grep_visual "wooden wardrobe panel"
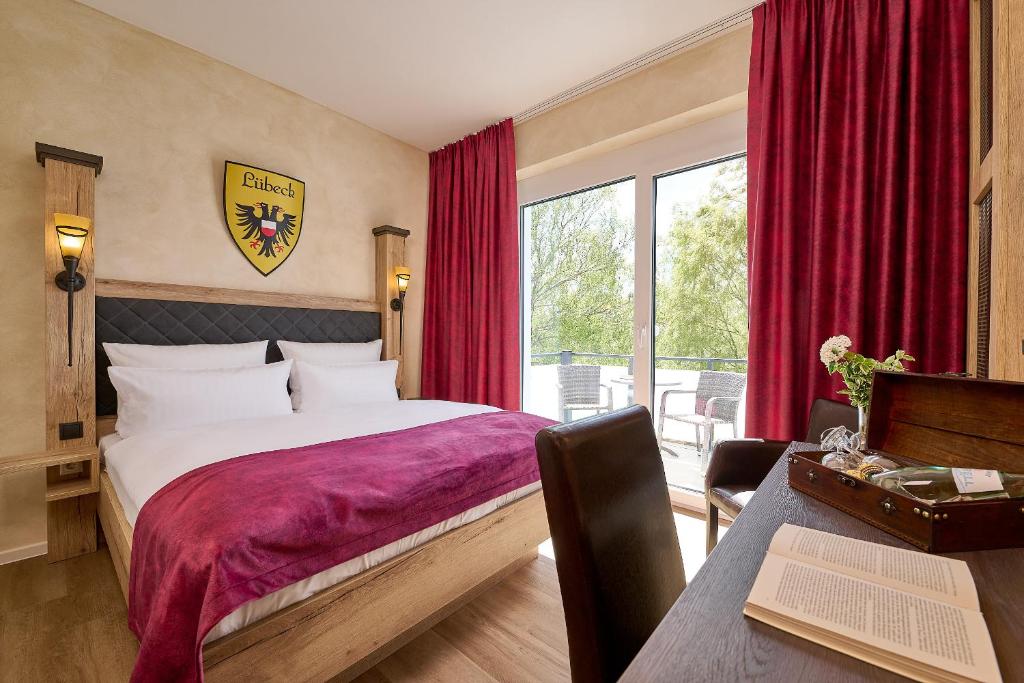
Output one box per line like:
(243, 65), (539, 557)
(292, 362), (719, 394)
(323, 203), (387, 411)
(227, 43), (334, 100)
(990, 0), (1024, 380)
(970, 0), (1024, 381)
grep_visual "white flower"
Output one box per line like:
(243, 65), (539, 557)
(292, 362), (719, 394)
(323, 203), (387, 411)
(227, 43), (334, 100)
(820, 335), (853, 365)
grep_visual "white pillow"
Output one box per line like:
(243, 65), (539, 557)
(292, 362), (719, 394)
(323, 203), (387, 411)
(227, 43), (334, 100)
(109, 361), (293, 437)
(290, 360), (398, 413)
(103, 341), (268, 368)
(277, 339), (382, 365)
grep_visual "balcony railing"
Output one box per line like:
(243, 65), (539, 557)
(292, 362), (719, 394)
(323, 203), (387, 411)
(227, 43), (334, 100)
(526, 351), (746, 493)
(531, 351), (747, 372)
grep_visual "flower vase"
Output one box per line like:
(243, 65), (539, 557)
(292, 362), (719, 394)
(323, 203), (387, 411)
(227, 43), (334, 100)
(857, 405), (869, 444)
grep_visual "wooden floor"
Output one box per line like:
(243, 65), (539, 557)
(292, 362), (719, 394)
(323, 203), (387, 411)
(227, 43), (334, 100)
(0, 547), (569, 683)
(0, 548), (138, 681)
(351, 558), (569, 683)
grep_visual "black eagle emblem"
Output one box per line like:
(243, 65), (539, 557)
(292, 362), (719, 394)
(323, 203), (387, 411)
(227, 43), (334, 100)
(234, 202), (296, 258)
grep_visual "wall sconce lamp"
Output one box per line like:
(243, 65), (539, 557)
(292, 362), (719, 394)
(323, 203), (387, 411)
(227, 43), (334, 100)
(390, 267), (411, 348)
(54, 213), (91, 367)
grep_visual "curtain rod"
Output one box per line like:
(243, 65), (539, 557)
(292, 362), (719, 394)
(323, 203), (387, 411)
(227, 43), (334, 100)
(512, 3), (761, 124)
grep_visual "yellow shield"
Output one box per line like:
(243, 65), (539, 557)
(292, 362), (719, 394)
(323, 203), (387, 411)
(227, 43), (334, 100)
(223, 161), (305, 276)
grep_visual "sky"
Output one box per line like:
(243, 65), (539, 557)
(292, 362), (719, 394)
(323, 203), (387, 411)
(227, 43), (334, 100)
(655, 162), (724, 234)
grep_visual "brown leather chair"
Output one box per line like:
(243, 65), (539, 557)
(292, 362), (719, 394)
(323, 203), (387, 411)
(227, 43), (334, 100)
(704, 398), (858, 553)
(536, 405), (685, 683)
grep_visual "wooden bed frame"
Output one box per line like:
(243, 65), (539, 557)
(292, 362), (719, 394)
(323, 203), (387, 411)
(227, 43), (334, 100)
(98, 473), (548, 681)
(89, 276), (550, 680)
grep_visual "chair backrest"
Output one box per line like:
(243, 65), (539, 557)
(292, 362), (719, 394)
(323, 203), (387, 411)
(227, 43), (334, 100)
(557, 364), (602, 405)
(694, 370), (747, 421)
(536, 405), (685, 683)
(804, 398), (859, 444)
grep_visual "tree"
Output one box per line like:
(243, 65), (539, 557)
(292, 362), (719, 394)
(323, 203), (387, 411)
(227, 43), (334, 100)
(526, 159), (748, 368)
(655, 159), (748, 365)
(528, 184), (634, 361)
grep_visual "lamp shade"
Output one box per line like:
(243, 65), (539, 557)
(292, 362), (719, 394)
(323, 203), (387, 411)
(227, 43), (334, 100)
(396, 267), (411, 294)
(54, 213), (91, 260)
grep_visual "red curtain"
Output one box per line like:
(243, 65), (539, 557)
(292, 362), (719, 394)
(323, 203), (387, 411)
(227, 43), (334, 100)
(420, 119), (520, 410)
(746, 0), (969, 440)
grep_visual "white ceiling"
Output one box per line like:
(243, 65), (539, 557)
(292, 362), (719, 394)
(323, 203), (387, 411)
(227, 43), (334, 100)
(78, 0), (753, 151)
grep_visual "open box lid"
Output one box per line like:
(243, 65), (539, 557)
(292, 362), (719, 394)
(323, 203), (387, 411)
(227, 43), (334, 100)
(866, 372), (1024, 472)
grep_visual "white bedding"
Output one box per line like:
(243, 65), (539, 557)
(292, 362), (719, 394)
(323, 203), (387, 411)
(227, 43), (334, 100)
(100, 400), (541, 642)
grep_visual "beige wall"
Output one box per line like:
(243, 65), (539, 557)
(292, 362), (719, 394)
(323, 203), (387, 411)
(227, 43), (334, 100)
(0, 0), (428, 559)
(514, 26), (750, 177)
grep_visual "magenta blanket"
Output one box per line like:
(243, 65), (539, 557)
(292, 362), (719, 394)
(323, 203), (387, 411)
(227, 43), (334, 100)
(127, 411), (555, 682)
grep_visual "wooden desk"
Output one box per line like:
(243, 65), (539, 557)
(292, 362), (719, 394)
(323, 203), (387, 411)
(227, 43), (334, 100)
(621, 444), (1024, 682)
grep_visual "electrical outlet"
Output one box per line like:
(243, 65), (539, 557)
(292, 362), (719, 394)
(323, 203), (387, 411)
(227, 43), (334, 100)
(59, 461), (83, 476)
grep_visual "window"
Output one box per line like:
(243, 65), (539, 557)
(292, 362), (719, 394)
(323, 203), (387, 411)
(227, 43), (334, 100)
(521, 178), (636, 421)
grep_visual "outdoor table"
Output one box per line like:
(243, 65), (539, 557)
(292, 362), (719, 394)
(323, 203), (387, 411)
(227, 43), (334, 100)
(610, 374), (681, 405)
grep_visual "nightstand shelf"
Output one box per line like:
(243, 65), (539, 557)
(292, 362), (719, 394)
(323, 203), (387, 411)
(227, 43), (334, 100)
(0, 446), (99, 561)
(0, 446), (97, 476)
(45, 474), (98, 502)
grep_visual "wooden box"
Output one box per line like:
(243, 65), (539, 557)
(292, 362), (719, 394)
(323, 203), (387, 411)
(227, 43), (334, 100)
(787, 372), (1024, 552)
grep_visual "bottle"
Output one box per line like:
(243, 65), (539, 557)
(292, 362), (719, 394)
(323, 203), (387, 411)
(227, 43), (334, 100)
(869, 467), (1024, 503)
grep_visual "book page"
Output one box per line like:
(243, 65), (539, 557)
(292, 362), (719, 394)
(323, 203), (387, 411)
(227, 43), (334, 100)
(769, 524), (979, 611)
(746, 554), (1002, 683)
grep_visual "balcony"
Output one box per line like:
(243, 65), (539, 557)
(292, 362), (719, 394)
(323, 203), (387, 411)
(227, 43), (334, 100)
(525, 351), (748, 493)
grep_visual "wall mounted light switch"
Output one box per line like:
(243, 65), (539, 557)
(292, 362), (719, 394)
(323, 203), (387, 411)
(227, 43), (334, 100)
(58, 421), (83, 440)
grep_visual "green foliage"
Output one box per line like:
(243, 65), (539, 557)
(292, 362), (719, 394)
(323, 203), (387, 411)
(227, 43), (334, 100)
(827, 348), (915, 409)
(655, 160), (748, 366)
(527, 159), (749, 368)
(527, 185), (635, 364)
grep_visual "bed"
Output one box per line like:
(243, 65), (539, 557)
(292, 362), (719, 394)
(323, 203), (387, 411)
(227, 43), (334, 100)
(92, 279), (551, 682)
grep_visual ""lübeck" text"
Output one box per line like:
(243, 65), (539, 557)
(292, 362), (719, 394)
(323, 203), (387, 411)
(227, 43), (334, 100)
(242, 171), (296, 197)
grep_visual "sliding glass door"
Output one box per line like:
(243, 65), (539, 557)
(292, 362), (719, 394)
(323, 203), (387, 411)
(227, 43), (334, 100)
(521, 178), (636, 422)
(519, 151), (748, 494)
(653, 155), (748, 492)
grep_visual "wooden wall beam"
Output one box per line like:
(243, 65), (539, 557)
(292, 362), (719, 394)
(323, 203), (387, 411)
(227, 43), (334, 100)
(39, 144), (100, 449)
(373, 225), (411, 395)
(47, 495), (98, 562)
(38, 142), (102, 561)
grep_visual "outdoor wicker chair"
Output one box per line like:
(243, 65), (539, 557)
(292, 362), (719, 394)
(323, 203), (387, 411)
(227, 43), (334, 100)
(556, 364), (613, 423)
(656, 370), (747, 463)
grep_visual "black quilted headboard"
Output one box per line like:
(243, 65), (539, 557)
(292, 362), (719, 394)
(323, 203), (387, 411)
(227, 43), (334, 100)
(95, 296), (381, 416)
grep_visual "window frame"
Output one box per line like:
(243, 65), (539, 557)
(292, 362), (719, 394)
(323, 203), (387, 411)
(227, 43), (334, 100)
(650, 150), (748, 410)
(519, 175), (638, 411)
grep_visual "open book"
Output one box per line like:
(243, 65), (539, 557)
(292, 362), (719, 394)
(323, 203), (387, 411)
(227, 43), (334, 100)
(744, 524), (1002, 683)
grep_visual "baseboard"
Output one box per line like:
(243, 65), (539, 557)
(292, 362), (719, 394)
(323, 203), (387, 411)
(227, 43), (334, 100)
(0, 541), (47, 566)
